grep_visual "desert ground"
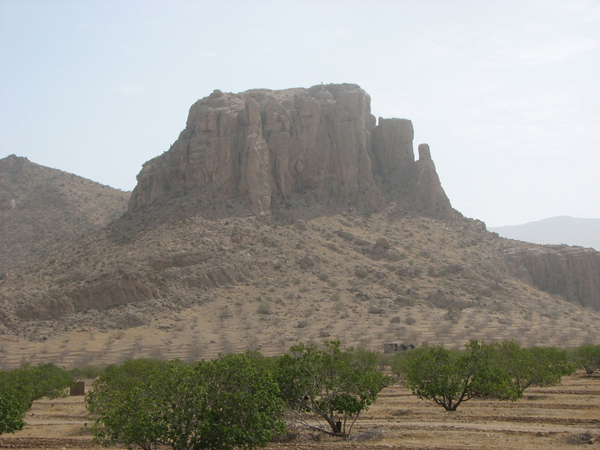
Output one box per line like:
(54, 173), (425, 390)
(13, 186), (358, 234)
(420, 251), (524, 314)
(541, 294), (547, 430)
(0, 370), (598, 450)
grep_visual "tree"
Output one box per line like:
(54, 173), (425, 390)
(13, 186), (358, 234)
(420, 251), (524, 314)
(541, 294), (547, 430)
(399, 340), (519, 411)
(5, 363), (76, 402)
(572, 344), (600, 375)
(0, 363), (75, 435)
(0, 389), (27, 435)
(492, 341), (576, 395)
(183, 352), (285, 450)
(85, 358), (169, 450)
(86, 353), (285, 450)
(276, 340), (394, 436)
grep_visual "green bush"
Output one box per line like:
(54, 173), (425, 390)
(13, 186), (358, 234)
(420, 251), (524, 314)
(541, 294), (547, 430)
(0, 364), (75, 435)
(86, 354), (285, 450)
(0, 389), (27, 435)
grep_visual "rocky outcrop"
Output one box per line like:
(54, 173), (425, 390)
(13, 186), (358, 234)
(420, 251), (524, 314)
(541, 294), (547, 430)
(128, 84), (454, 220)
(500, 244), (600, 310)
(11, 272), (162, 320)
(10, 262), (251, 321)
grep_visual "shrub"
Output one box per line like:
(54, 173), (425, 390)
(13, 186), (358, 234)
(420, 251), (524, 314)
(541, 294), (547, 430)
(0, 364), (75, 435)
(86, 354), (285, 450)
(276, 341), (393, 436)
(257, 303), (271, 315)
(398, 340), (520, 411)
(572, 344), (600, 375)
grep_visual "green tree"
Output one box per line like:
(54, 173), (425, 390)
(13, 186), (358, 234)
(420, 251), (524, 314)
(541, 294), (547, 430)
(276, 340), (393, 436)
(493, 341), (575, 395)
(0, 363), (75, 435)
(572, 344), (600, 375)
(0, 389), (27, 435)
(184, 353), (285, 450)
(86, 354), (285, 450)
(399, 340), (519, 411)
(85, 358), (169, 450)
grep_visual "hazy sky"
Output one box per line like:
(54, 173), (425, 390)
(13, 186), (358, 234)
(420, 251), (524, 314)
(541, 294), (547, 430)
(1, 0), (599, 227)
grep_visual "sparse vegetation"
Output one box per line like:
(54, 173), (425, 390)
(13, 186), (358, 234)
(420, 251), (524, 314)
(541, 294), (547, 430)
(68, 365), (106, 379)
(567, 430), (597, 445)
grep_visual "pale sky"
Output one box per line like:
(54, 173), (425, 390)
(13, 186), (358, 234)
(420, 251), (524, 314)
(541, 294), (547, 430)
(1, 0), (599, 227)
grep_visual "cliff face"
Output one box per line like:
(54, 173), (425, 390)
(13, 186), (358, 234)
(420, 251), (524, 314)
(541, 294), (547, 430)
(128, 84), (454, 219)
(500, 244), (600, 311)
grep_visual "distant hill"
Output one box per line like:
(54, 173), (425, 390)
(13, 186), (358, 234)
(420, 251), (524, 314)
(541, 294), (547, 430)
(0, 154), (130, 274)
(489, 216), (600, 251)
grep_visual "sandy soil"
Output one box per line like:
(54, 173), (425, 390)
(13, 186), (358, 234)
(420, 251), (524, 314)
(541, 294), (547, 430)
(1, 371), (598, 449)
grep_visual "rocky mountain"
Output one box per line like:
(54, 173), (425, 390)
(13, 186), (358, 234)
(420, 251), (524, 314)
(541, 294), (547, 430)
(128, 84), (453, 221)
(0, 155), (130, 274)
(0, 84), (598, 368)
(489, 216), (600, 251)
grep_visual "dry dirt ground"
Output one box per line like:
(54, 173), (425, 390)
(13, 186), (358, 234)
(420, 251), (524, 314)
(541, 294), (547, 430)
(0, 371), (598, 450)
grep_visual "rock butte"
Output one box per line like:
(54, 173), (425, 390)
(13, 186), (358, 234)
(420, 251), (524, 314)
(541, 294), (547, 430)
(128, 83), (453, 220)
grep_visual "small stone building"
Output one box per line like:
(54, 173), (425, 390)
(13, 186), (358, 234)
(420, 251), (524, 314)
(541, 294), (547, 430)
(70, 381), (86, 396)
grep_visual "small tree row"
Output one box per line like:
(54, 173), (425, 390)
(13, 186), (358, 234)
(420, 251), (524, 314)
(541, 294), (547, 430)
(392, 340), (577, 411)
(86, 341), (393, 449)
(0, 363), (75, 435)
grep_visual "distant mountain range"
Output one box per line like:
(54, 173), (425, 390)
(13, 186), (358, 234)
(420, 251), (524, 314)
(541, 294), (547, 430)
(489, 216), (600, 251)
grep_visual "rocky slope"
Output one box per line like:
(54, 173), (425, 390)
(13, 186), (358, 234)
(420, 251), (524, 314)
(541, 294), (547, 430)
(1, 208), (599, 368)
(0, 155), (130, 274)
